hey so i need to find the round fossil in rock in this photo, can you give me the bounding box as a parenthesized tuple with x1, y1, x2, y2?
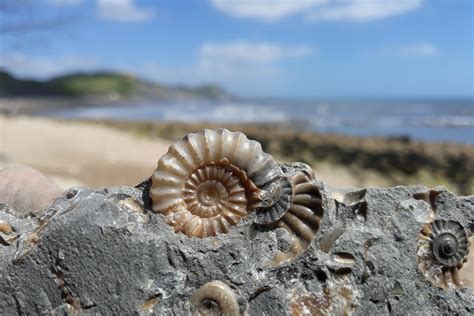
(190, 280, 239, 316)
(417, 219, 471, 289)
(150, 128, 281, 238)
(0, 220, 13, 235)
(431, 220, 469, 267)
(267, 168, 325, 267)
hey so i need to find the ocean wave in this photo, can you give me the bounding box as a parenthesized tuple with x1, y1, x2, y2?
(414, 116, 474, 128)
(40, 100, 474, 144)
(161, 102, 290, 123)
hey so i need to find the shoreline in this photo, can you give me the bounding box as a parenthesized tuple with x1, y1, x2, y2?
(1, 96, 473, 146)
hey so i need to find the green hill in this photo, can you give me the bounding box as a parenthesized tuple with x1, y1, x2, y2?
(0, 70, 229, 100)
(48, 72, 138, 97)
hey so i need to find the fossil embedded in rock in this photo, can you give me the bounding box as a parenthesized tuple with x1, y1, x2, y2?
(267, 166, 325, 267)
(417, 219, 471, 289)
(430, 220, 469, 267)
(254, 176, 293, 225)
(150, 129, 282, 238)
(0, 220, 13, 235)
(190, 280, 239, 316)
(253, 163, 316, 225)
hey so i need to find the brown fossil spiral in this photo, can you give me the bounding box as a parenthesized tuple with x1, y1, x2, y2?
(190, 280, 239, 316)
(150, 129, 281, 238)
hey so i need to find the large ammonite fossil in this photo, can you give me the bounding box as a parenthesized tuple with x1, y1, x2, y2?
(417, 219, 470, 289)
(150, 129, 283, 238)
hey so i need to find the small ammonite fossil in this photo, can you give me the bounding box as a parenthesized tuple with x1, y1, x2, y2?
(190, 280, 239, 316)
(265, 164, 325, 267)
(417, 219, 470, 289)
(150, 129, 282, 238)
(254, 176, 293, 225)
(431, 220, 469, 267)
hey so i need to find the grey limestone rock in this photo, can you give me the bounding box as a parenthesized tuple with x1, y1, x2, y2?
(0, 181, 472, 315)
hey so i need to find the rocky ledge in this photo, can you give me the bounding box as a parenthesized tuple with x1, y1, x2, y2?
(0, 181, 472, 315)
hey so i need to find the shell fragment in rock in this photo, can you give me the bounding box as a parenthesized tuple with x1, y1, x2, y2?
(150, 129, 281, 238)
(417, 219, 471, 289)
(190, 280, 239, 316)
(0, 220, 13, 235)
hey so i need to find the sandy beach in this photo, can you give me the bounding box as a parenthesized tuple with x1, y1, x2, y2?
(0, 115, 170, 188)
(0, 115, 381, 189)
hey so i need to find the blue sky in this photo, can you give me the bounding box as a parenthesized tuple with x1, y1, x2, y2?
(1, 0, 473, 98)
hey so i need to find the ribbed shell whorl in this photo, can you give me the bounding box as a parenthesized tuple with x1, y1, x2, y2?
(151, 129, 280, 238)
(254, 176, 293, 225)
(417, 219, 470, 289)
(268, 165, 325, 267)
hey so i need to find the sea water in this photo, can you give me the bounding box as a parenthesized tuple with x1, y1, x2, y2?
(42, 99, 474, 144)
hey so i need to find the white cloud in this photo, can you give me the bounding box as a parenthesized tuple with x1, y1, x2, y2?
(97, 0, 156, 22)
(306, 0, 423, 22)
(133, 41, 313, 87)
(392, 43, 438, 56)
(210, 0, 423, 23)
(196, 41, 313, 81)
(210, 0, 326, 22)
(45, 0, 84, 5)
(0, 53, 102, 79)
(199, 41, 313, 64)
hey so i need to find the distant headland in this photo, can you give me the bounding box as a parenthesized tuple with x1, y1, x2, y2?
(0, 70, 230, 101)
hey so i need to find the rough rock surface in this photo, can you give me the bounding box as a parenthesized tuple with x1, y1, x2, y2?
(0, 181, 472, 315)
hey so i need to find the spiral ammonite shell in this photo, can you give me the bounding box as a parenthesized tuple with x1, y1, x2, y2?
(431, 220, 469, 267)
(150, 129, 281, 238)
(254, 176, 293, 225)
(417, 219, 471, 289)
(190, 280, 239, 316)
(254, 162, 317, 225)
(267, 166, 325, 267)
